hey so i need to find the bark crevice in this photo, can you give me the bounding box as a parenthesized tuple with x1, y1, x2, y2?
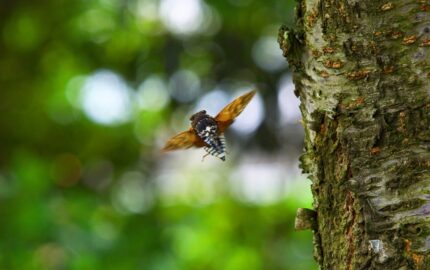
(281, 0, 430, 269)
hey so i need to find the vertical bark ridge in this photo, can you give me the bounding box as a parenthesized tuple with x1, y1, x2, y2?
(280, 0, 430, 269)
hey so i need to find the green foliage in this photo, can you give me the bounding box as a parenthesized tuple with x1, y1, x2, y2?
(0, 0, 316, 269)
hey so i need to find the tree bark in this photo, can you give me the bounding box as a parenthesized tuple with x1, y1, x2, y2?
(279, 0, 430, 269)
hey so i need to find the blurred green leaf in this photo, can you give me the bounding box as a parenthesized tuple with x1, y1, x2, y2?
(0, 0, 316, 269)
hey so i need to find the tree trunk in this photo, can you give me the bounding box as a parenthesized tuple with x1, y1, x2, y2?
(279, 0, 430, 269)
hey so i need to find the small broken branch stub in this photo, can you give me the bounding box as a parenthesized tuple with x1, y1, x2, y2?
(295, 208, 318, 231)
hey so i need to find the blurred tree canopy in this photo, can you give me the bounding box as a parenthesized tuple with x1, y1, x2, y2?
(0, 0, 317, 269)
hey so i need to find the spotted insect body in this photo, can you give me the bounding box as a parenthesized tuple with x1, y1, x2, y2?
(162, 90, 256, 161)
(191, 110, 226, 161)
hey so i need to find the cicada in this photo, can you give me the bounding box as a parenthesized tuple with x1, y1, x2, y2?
(162, 90, 256, 161)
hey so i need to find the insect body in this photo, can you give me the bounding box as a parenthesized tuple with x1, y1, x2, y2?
(162, 90, 256, 161)
(191, 110, 226, 160)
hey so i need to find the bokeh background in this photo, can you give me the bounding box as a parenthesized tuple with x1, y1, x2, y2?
(0, 0, 317, 269)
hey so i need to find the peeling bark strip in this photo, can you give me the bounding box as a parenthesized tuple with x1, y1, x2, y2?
(280, 0, 430, 269)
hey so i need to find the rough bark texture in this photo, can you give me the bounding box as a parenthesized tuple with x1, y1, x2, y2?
(279, 0, 430, 269)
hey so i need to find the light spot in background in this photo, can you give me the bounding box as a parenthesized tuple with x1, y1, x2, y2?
(201, 5, 222, 36)
(112, 171, 153, 214)
(278, 73, 301, 124)
(80, 70, 133, 126)
(159, 0, 203, 35)
(137, 75, 170, 111)
(229, 155, 310, 205)
(135, 0, 159, 21)
(230, 161, 286, 204)
(168, 70, 201, 102)
(78, 9, 116, 42)
(65, 76, 86, 108)
(155, 151, 313, 206)
(230, 88, 264, 135)
(157, 169, 218, 206)
(156, 152, 222, 205)
(159, 0, 220, 36)
(193, 89, 229, 116)
(91, 218, 118, 249)
(252, 36, 288, 72)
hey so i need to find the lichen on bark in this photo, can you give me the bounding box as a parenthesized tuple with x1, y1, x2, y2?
(280, 0, 430, 269)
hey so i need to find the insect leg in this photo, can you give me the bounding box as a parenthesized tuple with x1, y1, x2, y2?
(201, 152, 210, 162)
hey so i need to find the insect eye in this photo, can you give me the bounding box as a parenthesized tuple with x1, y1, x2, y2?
(189, 110, 207, 121)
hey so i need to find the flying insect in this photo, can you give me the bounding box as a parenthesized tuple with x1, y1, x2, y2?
(162, 90, 256, 161)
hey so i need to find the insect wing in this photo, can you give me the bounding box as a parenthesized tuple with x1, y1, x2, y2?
(162, 128, 205, 152)
(214, 90, 256, 132)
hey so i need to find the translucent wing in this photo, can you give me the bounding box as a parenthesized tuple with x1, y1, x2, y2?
(162, 128, 206, 152)
(215, 90, 256, 133)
